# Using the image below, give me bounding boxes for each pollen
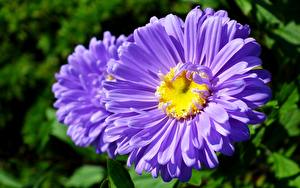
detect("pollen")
[156,68,209,119]
[106,74,115,81]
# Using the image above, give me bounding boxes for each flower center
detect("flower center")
[156,67,209,119]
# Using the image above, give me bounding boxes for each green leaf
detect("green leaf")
[107,159,134,188]
[263,35,275,49]
[188,169,202,186]
[47,108,106,161]
[100,179,109,188]
[65,165,105,187]
[276,83,297,103]
[129,168,175,188]
[0,170,22,188]
[22,96,52,151]
[256,174,267,187]
[47,108,71,144]
[263,100,279,126]
[281,109,300,136]
[235,0,252,15]
[256,4,281,25]
[279,88,300,136]
[181,0,221,9]
[115,154,129,162]
[205,176,225,188]
[252,127,265,147]
[37,34,51,53]
[286,144,298,158]
[274,22,300,45]
[289,176,300,188]
[271,153,300,178]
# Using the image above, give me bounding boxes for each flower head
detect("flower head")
[104,7,271,182]
[52,31,126,157]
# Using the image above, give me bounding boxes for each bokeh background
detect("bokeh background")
[0,0,300,187]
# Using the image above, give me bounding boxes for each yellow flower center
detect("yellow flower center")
[156,68,209,119]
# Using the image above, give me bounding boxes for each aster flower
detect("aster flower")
[104,7,271,181]
[52,31,127,157]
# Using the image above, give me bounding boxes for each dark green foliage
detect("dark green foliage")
[64,165,105,187]
[129,168,176,188]
[107,159,134,188]
[0,0,299,187]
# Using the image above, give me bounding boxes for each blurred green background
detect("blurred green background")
[0,0,300,187]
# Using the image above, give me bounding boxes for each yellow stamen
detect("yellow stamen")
[156,68,209,119]
[106,75,115,81]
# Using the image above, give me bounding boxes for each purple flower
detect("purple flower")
[103,7,271,182]
[52,31,127,157]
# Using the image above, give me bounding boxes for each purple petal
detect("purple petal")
[204,103,229,123]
